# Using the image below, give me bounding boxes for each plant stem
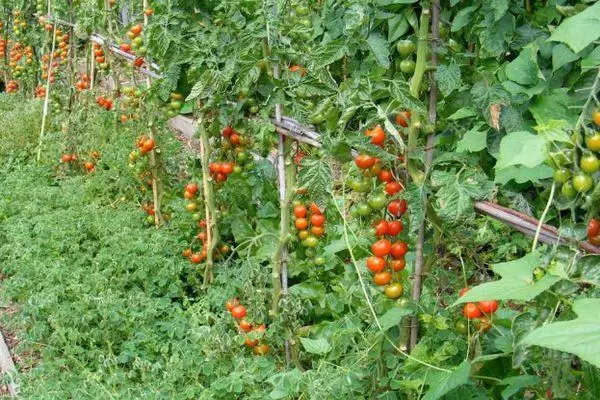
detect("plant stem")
[199,116,218,286]
[36,23,57,165]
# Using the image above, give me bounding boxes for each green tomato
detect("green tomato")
[349,206,361,218]
[454,320,468,335]
[368,194,387,210]
[169,101,182,110]
[236,151,248,163]
[302,236,319,248]
[146,215,155,225]
[400,59,416,74]
[305,248,315,258]
[356,203,372,216]
[349,178,371,193]
[553,168,571,184]
[294,5,309,16]
[313,257,325,266]
[233,165,243,174]
[561,181,576,198]
[572,174,593,193]
[249,106,259,114]
[580,153,600,173]
[396,40,416,57]
[192,213,202,221]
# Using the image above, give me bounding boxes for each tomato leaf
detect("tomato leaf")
[505,43,544,86]
[548,2,600,53]
[379,307,413,331]
[456,124,488,153]
[434,63,462,97]
[499,375,540,400]
[366,33,391,68]
[494,131,548,170]
[422,361,471,400]
[520,298,600,368]
[454,251,563,305]
[494,164,554,185]
[300,337,332,355]
[297,158,333,209]
[573,255,600,286]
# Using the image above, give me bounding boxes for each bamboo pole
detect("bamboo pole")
[36,23,57,164]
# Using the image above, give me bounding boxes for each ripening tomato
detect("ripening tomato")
[310,226,325,237]
[182,248,192,258]
[310,203,322,215]
[226,298,239,312]
[366,256,386,273]
[229,133,241,146]
[462,303,482,319]
[572,173,593,192]
[366,125,385,146]
[142,138,155,153]
[593,109,600,127]
[385,282,403,298]
[585,133,600,152]
[231,305,247,319]
[190,253,202,263]
[293,205,307,218]
[473,317,493,333]
[389,258,406,272]
[239,319,253,332]
[477,300,498,314]
[221,162,235,175]
[209,163,222,173]
[197,231,207,242]
[245,336,258,348]
[387,221,403,236]
[298,230,309,240]
[129,24,143,35]
[253,343,270,355]
[385,181,402,195]
[388,199,408,217]
[183,190,194,200]
[373,220,389,237]
[378,170,393,182]
[588,219,600,238]
[295,218,309,230]
[580,153,600,173]
[215,173,227,183]
[390,241,408,259]
[395,111,411,127]
[310,214,325,227]
[373,271,392,286]
[355,154,376,169]
[371,239,392,257]
[459,287,470,297]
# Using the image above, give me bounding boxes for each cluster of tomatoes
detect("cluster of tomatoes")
[206,126,246,182]
[292,202,326,257]
[457,287,498,334]
[142,203,156,225]
[95,95,114,111]
[0,37,6,58]
[225,298,269,356]
[59,151,99,173]
[135,135,156,155]
[554,110,600,196]
[162,92,184,118]
[34,85,46,98]
[92,43,109,71]
[120,24,146,68]
[36,0,45,13]
[56,30,69,61]
[395,40,416,74]
[40,53,60,82]
[75,73,90,91]
[8,42,34,79]
[588,218,600,246]
[119,86,143,122]
[11,10,26,37]
[5,80,18,94]
[182,183,207,263]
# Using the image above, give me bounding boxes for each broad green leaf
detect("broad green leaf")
[534,120,573,143]
[573,255,600,286]
[499,375,540,400]
[529,89,577,128]
[434,63,462,97]
[404,183,425,236]
[456,125,487,153]
[548,2,600,53]
[367,33,391,68]
[489,0,509,21]
[494,131,548,170]
[448,108,476,120]
[389,81,426,113]
[552,43,579,71]
[379,307,413,331]
[431,169,494,222]
[505,43,543,86]
[388,15,409,42]
[300,337,332,355]
[454,251,563,305]
[297,158,332,209]
[312,39,348,69]
[289,282,326,301]
[495,164,554,185]
[582,46,600,69]
[521,298,600,368]
[480,14,515,56]
[422,361,471,400]
[452,6,477,32]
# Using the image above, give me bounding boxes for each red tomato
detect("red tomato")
[310,203,322,215]
[366,256,386,273]
[463,303,482,319]
[387,221,403,236]
[310,214,325,227]
[209,163,222,173]
[385,181,402,195]
[477,300,498,314]
[231,305,247,319]
[395,111,411,127]
[390,241,408,259]
[373,271,392,286]
[293,205,307,218]
[355,154,376,169]
[185,183,198,195]
[215,173,227,183]
[371,239,392,257]
[226,298,239,312]
[222,125,233,138]
[388,199,407,217]
[366,125,385,146]
[373,220,389,237]
[389,258,406,271]
[221,162,234,175]
[229,133,241,146]
[182,248,192,258]
[588,219,600,238]
[190,253,202,263]
[378,170,393,182]
[310,226,325,237]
